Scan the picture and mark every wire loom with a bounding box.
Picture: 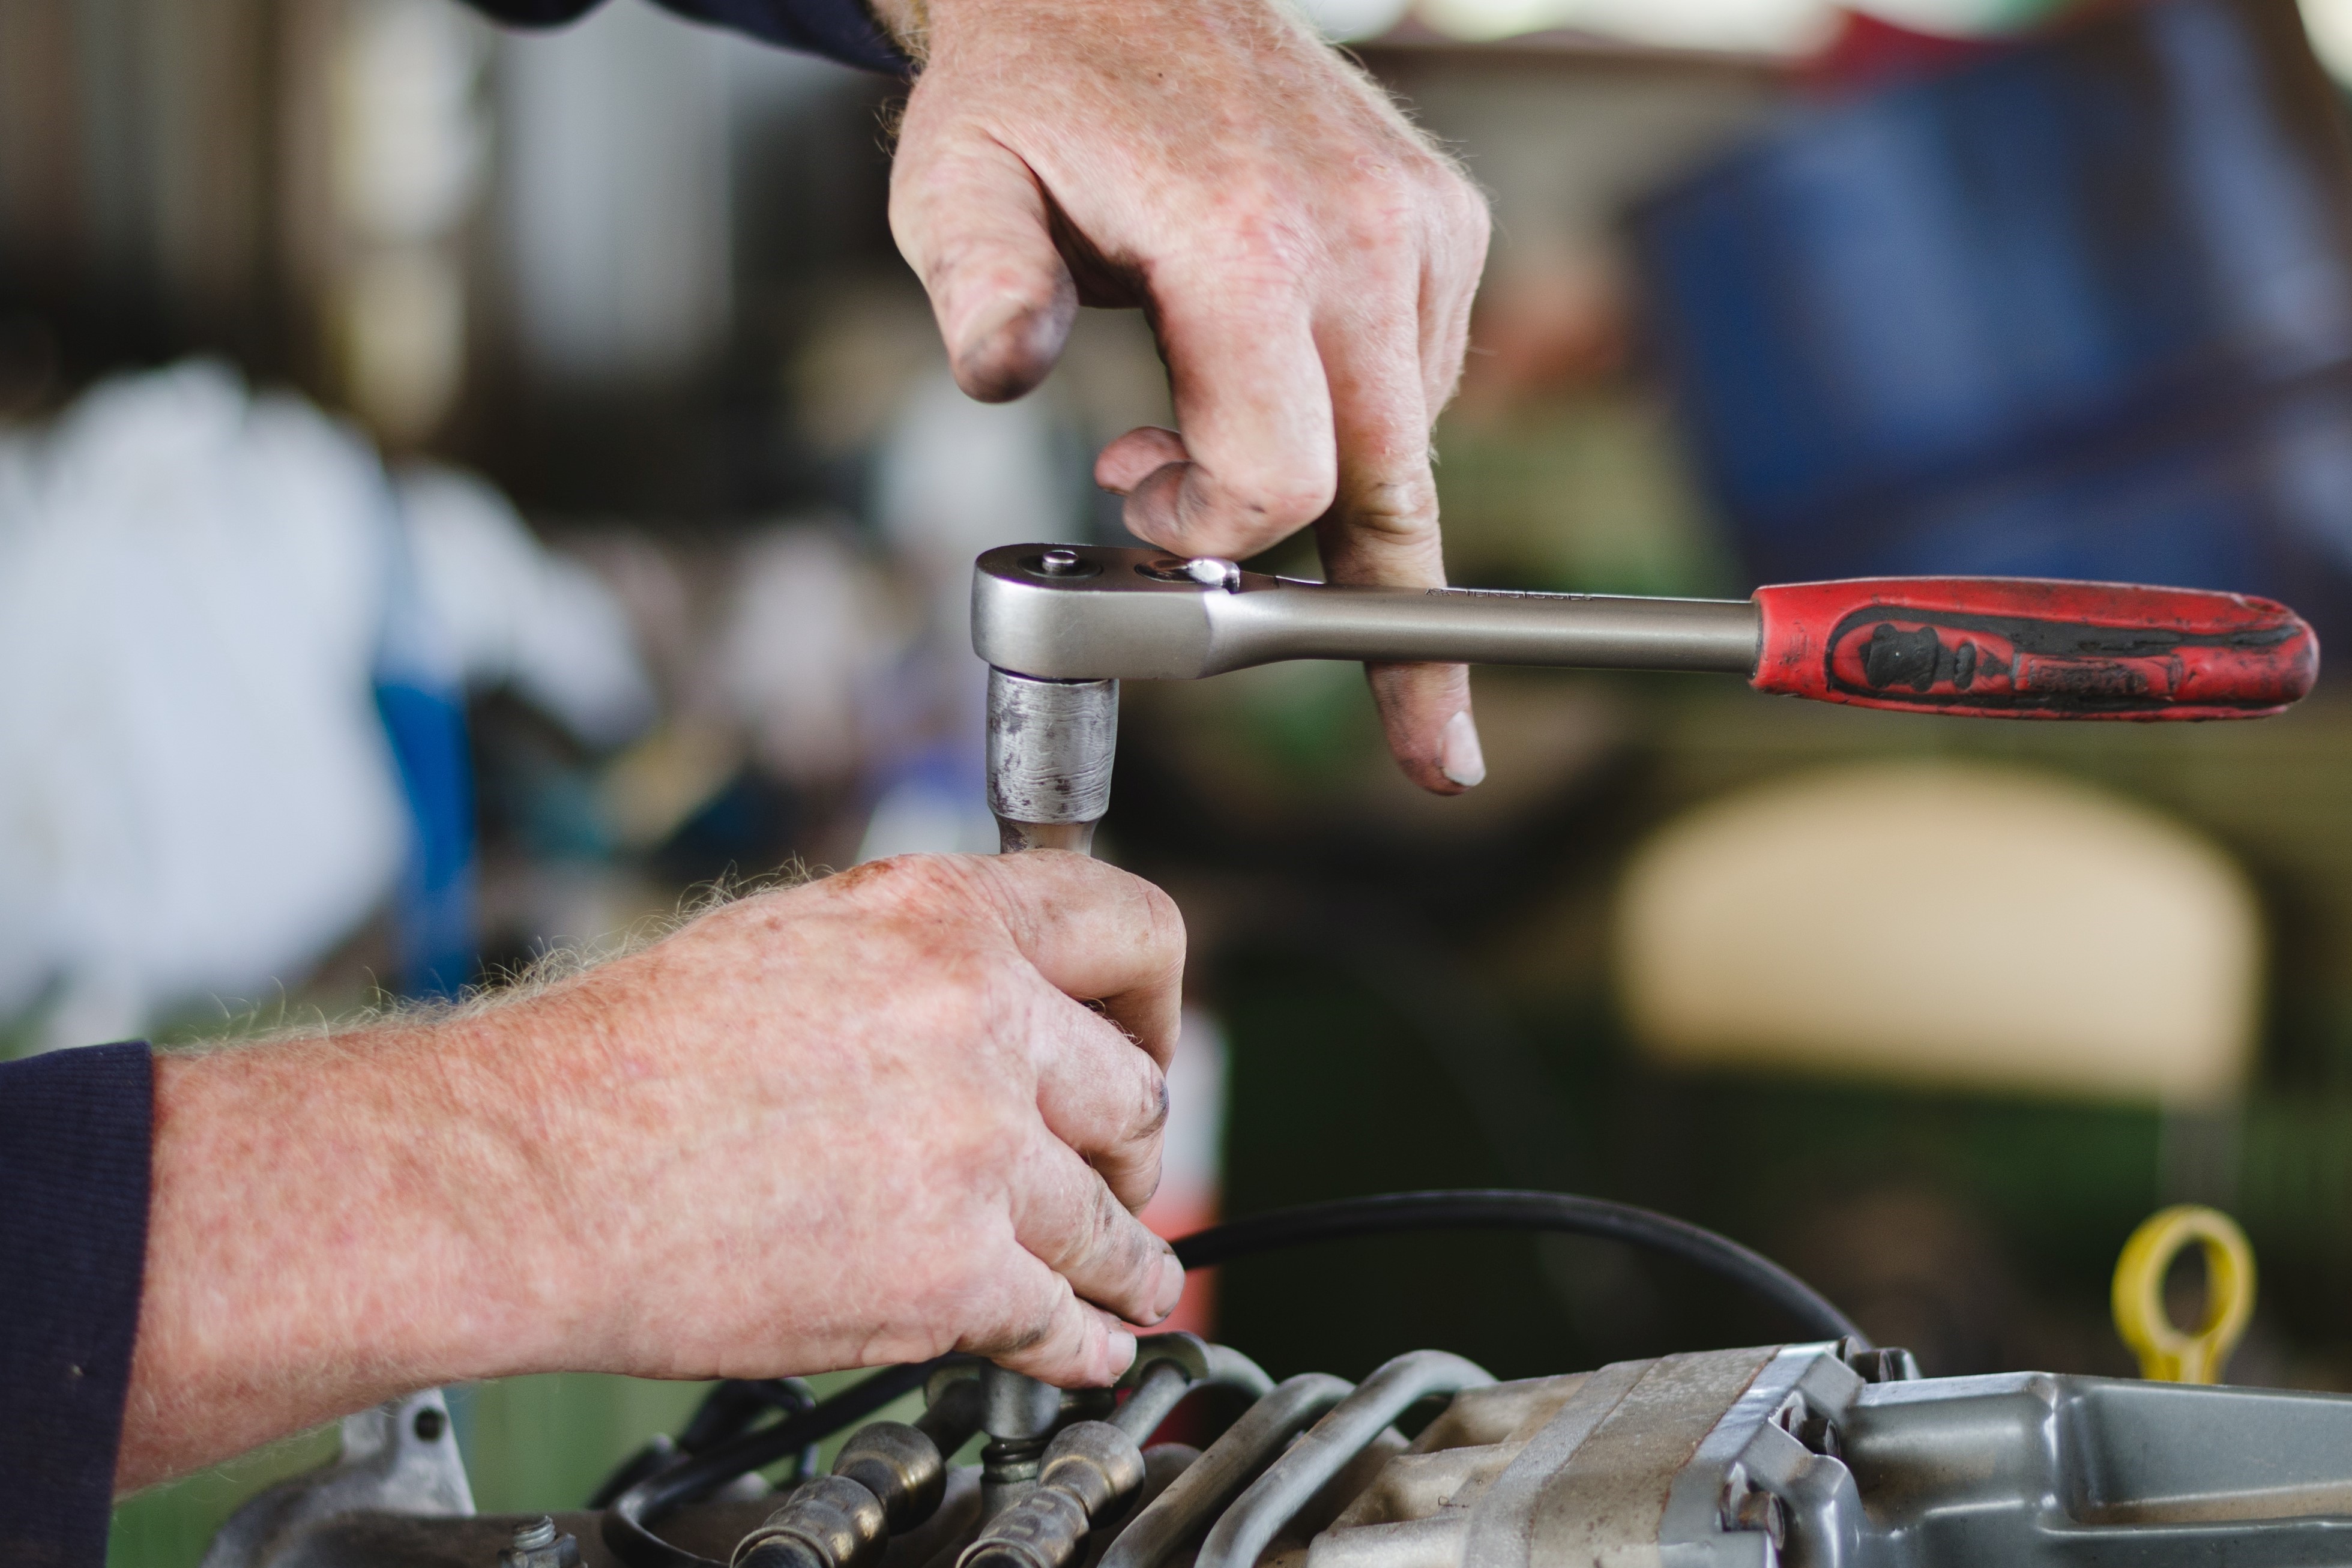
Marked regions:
[603,1187,1862,1568]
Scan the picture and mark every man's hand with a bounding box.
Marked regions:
[884,0,1493,792]
[120,853,1185,1491]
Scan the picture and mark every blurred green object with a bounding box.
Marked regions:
[1431,395,1737,600]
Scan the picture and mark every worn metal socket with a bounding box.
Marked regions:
[957,1422,1147,1568]
[986,670,1117,854]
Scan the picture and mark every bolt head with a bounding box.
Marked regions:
[1183,556,1240,591]
[1040,549,1082,574]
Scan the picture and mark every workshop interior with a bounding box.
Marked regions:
[15,0,2352,1559]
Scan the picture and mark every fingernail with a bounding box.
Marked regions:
[1441,710,1486,788]
[1105,1328,1138,1379]
[1154,1254,1187,1321]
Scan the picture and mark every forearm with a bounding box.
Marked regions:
[119,1019,578,1491]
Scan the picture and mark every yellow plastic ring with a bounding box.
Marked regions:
[2111,1204,2255,1384]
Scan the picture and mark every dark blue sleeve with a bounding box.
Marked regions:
[463,0,909,76]
[0,1042,154,1567]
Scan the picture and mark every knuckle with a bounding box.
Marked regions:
[1349,470,1440,537]
[981,1287,1069,1360]
[836,851,981,915]
[1219,467,1336,529]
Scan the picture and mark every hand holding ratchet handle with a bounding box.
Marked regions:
[974,546,2318,720]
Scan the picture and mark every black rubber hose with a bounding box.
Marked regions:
[589,1377,822,1510]
[1171,1189,1864,1345]
[604,1357,964,1568]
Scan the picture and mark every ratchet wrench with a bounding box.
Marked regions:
[973,545,2318,720]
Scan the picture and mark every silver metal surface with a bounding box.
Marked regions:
[1111,1334,1277,1442]
[982,1366,1067,1442]
[199,1389,474,1568]
[985,669,1118,854]
[972,546,1761,684]
[1197,1351,1494,1568]
[1114,1362,1198,1445]
[1100,1373,1357,1568]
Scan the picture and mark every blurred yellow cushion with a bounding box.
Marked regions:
[1612,761,2258,1105]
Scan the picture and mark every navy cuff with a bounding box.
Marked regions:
[0,1042,154,1567]
[465,0,909,76]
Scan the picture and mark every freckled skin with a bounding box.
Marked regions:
[882,0,1494,793]
[119,852,1187,1494]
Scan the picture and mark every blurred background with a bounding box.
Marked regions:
[10,0,2352,1557]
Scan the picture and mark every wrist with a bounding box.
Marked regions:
[123,1017,587,1486]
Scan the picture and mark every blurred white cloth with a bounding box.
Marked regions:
[0,362,406,1048]
[398,465,656,749]
[0,361,649,1051]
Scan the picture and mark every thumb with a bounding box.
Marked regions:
[890,125,1078,403]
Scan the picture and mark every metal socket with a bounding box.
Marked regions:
[985,670,1117,854]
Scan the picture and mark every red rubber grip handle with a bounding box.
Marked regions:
[1750,577,2319,719]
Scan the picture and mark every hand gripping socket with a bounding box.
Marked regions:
[956,1422,1148,1568]
[732,1423,947,1568]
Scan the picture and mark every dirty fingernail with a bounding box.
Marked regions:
[1105,1328,1138,1379]
[1154,1254,1187,1321]
[1441,710,1486,788]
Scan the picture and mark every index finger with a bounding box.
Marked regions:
[1109,253,1337,562]
[965,852,1186,1068]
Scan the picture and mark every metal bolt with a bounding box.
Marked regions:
[498,1516,581,1568]
[1183,556,1241,591]
[1040,549,1082,574]
[1734,1490,1787,1547]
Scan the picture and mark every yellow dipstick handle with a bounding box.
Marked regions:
[2112,1205,2256,1384]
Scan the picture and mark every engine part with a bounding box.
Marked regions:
[605,1357,957,1568]
[2111,1204,2257,1384]
[971,544,2320,851]
[216,1335,2352,1568]
[502,1516,585,1567]
[734,1422,951,1568]
[1197,1351,1492,1568]
[201,1388,472,1568]
[1102,1374,1356,1568]
[959,1422,1148,1568]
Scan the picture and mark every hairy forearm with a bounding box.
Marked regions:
[112,854,1184,1492]
[118,1018,576,1492]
